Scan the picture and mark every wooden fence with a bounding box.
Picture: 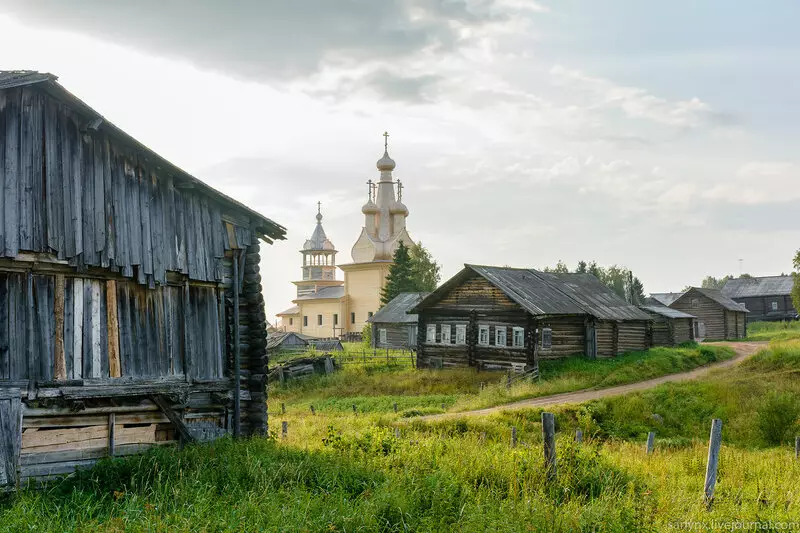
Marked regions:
[332,348,416,368]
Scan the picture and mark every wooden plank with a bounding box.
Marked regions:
[108,413,115,456]
[53,274,66,381]
[233,253,241,437]
[24,411,168,428]
[150,395,195,444]
[72,278,84,378]
[4,89,20,257]
[0,93,7,255]
[106,280,120,378]
[19,89,34,251]
[90,281,102,378]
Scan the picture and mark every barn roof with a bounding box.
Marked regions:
[650,292,684,306]
[640,305,696,319]
[0,70,286,242]
[413,265,650,321]
[312,339,344,352]
[677,287,748,312]
[721,275,795,298]
[294,285,345,301]
[368,292,429,324]
[266,331,311,350]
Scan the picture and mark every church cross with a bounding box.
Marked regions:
[317,201,322,214]
[383,131,389,151]
[366,179,374,201]
[396,179,403,201]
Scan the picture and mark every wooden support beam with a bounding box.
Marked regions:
[232,250,242,438]
[108,413,116,456]
[53,274,66,381]
[106,280,120,378]
[151,394,195,444]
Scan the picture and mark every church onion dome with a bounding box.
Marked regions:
[376,150,396,171]
[389,199,408,216]
[362,198,379,214]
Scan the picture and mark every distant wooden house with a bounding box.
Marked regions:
[312,339,344,352]
[722,275,797,322]
[368,292,429,348]
[409,265,651,371]
[0,71,286,488]
[650,292,684,306]
[669,288,747,340]
[639,304,695,346]
[267,332,310,352]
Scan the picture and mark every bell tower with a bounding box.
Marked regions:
[294,203,343,297]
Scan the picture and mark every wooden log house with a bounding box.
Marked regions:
[368,292,428,349]
[721,275,798,323]
[669,287,747,340]
[0,71,286,488]
[410,265,651,371]
[639,304,696,346]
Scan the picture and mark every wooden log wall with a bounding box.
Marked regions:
[372,323,413,348]
[595,320,648,356]
[670,293,745,341]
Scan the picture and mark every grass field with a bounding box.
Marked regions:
[745,320,800,342]
[2,341,798,531]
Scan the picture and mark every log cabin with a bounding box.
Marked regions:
[721,275,797,323]
[368,292,428,349]
[409,265,651,372]
[668,287,747,340]
[639,304,695,346]
[0,71,286,488]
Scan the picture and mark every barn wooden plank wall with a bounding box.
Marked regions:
[0,87,252,287]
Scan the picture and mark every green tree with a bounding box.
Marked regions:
[542,260,645,303]
[409,242,441,292]
[543,260,569,273]
[792,249,800,314]
[701,275,730,290]
[381,242,415,305]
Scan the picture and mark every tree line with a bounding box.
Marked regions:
[541,260,646,304]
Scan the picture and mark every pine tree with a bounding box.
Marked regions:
[381,241,414,305]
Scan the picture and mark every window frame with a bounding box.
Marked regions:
[426,324,437,344]
[333,313,339,326]
[495,326,507,347]
[541,327,553,349]
[771,301,778,311]
[317,314,323,326]
[512,327,524,348]
[441,324,451,344]
[455,324,467,345]
[303,316,308,327]
[691,298,699,309]
[379,328,387,344]
[350,312,356,324]
[478,325,490,346]
[289,318,293,326]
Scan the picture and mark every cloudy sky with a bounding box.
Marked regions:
[2,0,798,319]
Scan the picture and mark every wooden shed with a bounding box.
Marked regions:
[0,71,286,488]
[722,275,797,323]
[669,287,747,340]
[368,292,428,349]
[640,304,695,346]
[409,265,651,372]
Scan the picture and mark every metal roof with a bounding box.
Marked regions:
[267,332,311,350]
[276,305,300,316]
[0,70,285,242]
[650,292,684,306]
[722,275,795,298]
[368,292,429,324]
[640,305,696,319]
[294,285,345,301]
[413,265,650,321]
[677,287,748,312]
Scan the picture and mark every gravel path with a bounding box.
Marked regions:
[418,341,767,421]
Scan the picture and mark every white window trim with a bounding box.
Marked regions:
[478,325,490,346]
[495,326,506,347]
[441,324,451,344]
[379,328,387,344]
[771,301,778,311]
[426,324,437,344]
[455,324,467,345]
[512,327,524,348]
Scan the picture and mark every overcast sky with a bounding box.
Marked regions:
[1,1,798,320]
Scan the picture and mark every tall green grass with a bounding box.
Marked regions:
[746,320,800,342]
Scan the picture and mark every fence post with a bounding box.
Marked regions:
[281,421,288,439]
[704,418,723,508]
[480,381,485,391]
[393,402,398,413]
[795,436,799,459]
[441,403,446,411]
[575,429,583,443]
[394,428,401,439]
[511,426,517,448]
[310,405,315,416]
[646,431,655,454]
[281,403,286,415]
[542,412,557,481]
[352,404,357,415]
[506,372,511,390]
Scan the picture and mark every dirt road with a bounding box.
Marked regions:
[419,341,767,421]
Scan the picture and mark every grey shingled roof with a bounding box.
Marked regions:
[413,265,650,321]
[369,292,429,324]
[0,70,285,242]
[678,287,748,312]
[294,285,345,301]
[276,305,300,316]
[722,275,795,298]
[650,292,684,306]
[640,305,696,319]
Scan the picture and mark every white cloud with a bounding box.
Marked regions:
[703,162,800,204]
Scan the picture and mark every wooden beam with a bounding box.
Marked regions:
[232,250,242,438]
[53,274,66,381]
[150,394,195,444]
[106,280,121,378]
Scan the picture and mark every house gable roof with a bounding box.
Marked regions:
[368,292,429,324]
[640,305,696,319]
[675,287,748,312]
[721,275,795,299]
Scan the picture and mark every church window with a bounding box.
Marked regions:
[495,326,507,347]
[303,316,308,327]
[289,318,293,326]
[317,314,323,326]
[351,312,356,324]
[455,325,466,345]
[426,325,437,344]
[379,329,387,344]
[441,325,451,344]
[478,325,490,346]
[333,314,339,325]
[512,327,524,348]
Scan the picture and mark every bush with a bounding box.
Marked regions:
[756,392,800,445]
[362,323,372,348]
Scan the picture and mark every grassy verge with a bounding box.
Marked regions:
[746,320,800,342]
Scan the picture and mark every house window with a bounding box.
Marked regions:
[541,328,553,349]
[426,324,437,344]
[455,325,467,345]
[303,316,308,327]
[351,312,356,324]
[478,325,490,346]
[441,325,451,344]
[771,301,778,311]
[495,326,506,347]
[289,318,293,326]
[317,314,323,326]
[512,327,524,348]
[691,298,699,309]
[379,328,387,344]
[333,314,339,325]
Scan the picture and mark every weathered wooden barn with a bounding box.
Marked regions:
[639,304,695,346]
[669,287,747,340]
[722,275,797,322]
[0,71,286,488]
[368,292,428,348]
[410,265,651,371]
